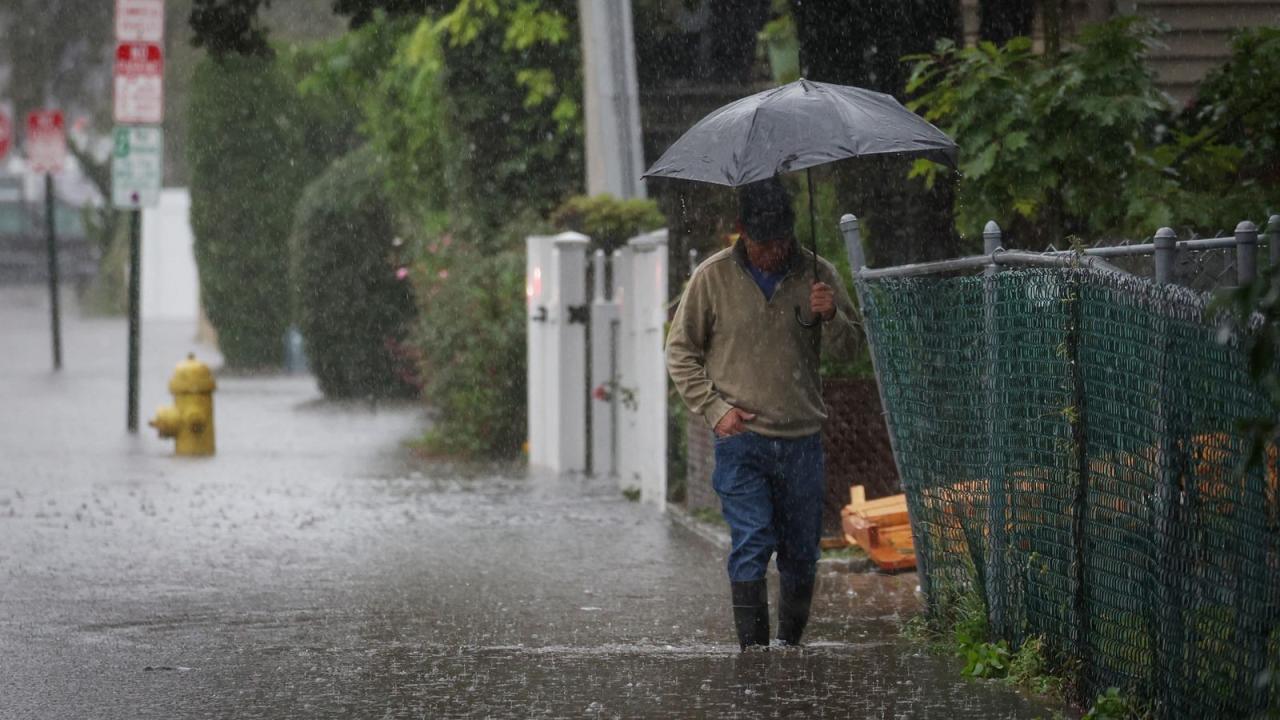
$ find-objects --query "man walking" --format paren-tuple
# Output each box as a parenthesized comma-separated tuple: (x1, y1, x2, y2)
(666, 177, 864, 650)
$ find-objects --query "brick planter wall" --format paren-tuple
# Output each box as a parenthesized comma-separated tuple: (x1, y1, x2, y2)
(681, 377, 900, 536)
(684, 421, 719, 516)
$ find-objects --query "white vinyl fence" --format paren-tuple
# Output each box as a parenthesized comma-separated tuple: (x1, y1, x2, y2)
(527, 228, 668, 508)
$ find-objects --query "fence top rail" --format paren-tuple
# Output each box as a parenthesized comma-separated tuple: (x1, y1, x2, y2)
(1043, 234, 1247, 259)
(856, 249, 1131, 281)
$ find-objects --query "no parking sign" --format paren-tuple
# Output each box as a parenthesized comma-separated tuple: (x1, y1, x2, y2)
(26, 110, 65, 173)
(114, 42, 164, 124)
(0, 111, 10, 161)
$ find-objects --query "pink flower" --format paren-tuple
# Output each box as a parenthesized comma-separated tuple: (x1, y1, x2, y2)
(593, 384, 610, 402)
(437, 269, 449, 280)
(395, 267, 409, 280)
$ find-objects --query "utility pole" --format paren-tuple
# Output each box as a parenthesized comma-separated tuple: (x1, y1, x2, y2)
(578, 0, 646, 199)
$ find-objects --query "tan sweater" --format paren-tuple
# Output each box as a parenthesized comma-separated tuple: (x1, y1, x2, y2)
(665, 240, 864, 438)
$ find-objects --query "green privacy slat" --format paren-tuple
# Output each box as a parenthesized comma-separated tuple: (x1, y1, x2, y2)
(858, 268, 1280, 719)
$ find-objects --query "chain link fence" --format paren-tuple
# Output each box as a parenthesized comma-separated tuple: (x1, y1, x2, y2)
(848, 215, 1280, 718)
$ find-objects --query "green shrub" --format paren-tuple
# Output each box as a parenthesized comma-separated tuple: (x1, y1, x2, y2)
(411, 231, 530, 458)
(550, 194, 665, 252)
(291, 147, 418, 399)
(188, 54, 311, 368)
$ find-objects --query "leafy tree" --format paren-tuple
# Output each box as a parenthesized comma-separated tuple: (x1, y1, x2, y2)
(296, 2, 582, 453)
(1177, 27, 1280, 225)
(906, 18, 1273, 246)
(189, 0, 274, 59)
(0, 0, 114, 124)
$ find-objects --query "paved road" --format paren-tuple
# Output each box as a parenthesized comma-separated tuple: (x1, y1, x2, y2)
(0, 284, 1056, 719)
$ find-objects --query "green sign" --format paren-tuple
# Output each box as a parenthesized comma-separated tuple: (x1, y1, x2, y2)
(112, 125, 161, 209)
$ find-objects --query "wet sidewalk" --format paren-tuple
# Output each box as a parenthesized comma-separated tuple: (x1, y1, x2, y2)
(0, 284, 1056, 719)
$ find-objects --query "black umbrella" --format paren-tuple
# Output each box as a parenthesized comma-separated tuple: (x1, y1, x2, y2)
(643, 78, 958, 326)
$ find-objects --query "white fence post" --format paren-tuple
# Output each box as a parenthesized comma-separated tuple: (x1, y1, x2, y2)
(621, 229, 668, 508)
(590, 248, 620, 477)
(526, 232, 589, 474)
(552, 232, 590, 473)
(526, 234, 556, 470)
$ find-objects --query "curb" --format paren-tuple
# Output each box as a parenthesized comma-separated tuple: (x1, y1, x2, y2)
(666, 503, 876, 574)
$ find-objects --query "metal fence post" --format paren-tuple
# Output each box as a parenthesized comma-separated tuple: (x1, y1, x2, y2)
(843, 214, 867, 272)
(1154, 227, 1176, 285)
(983, 220, 1006, 638)
(983, 220, 1003, 274)
(839, 213, 936, 610)
(1236, 220, 1259, 286)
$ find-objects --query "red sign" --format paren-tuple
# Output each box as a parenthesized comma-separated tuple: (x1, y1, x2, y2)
(0, 111, 10, 161)
(114, 42, 164, 124)
(26, 110, 65, 174)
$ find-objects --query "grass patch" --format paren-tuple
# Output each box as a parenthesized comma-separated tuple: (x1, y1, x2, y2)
(820, 544, 867, 560)
(622, 487, 641, 502)
(689, 507, 727, 526)
(899, 584, 1067, 702)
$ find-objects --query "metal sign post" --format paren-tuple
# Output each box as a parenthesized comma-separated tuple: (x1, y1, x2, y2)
(114, 0, 164, 432)
(45, 174, 61, 370)
(27, 110, 66, 371)
(127, 209, 141, 431)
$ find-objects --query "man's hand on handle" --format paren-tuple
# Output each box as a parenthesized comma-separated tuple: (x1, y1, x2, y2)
(715, 407, 756, 438)
(810, 281, 836, 321)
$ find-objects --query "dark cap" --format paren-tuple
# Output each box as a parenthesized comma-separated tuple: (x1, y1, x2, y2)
(738, 176, 794, 244)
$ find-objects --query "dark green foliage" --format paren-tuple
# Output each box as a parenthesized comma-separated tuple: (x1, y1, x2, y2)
(550, 194, 665, 253)
(189, 0, 274, 59)
(291, 147, 418, 399)
(1082, 688, 1142, 720)
(187, 54, 308, 368)
(907, 19, 1278, 246)
(332, 0, 440, 27)
(1175, 28, 1280, 228)
(433, 7, 582, 238)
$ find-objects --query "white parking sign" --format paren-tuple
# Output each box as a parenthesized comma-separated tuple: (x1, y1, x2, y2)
(116, 0, 165, 42)
(112, 126, 162, 209)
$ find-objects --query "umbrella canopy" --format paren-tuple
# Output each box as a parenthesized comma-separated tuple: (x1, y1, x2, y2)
(642, 78, 957, 187)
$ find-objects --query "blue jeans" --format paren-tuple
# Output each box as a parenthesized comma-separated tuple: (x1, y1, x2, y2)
(712, 431, 824, 583)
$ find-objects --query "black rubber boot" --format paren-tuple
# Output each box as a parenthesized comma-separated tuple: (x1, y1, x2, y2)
(776, 574, 815, 646)
(731, 579, 770, 651)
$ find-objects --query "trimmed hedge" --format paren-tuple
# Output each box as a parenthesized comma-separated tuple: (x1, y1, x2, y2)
(291, 147, 418, 399)
(549, 194, 665, 252)
(187, 54, 310, 368)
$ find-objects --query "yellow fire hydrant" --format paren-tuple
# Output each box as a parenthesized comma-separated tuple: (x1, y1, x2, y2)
(149, 353, 216, 456)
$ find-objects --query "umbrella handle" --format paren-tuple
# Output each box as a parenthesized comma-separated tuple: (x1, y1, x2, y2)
(795, 168, 821, 329)
(794, 305, 819, 328)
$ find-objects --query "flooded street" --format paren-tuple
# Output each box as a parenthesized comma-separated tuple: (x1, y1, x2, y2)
(0, 285, 1056, 718)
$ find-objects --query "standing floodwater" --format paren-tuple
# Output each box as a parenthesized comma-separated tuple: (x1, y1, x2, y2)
(0, 285, 1056, 718)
